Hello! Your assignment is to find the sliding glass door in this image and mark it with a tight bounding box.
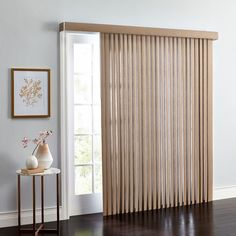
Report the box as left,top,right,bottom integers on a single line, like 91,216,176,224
67,32,102,216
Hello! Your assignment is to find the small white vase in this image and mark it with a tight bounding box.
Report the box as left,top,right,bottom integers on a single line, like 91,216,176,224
35,143,53,169
26,155,38,170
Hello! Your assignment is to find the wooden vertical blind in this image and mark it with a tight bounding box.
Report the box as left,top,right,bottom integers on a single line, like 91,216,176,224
101,33,215,216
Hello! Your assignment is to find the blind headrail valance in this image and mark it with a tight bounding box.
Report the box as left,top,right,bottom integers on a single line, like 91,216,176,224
59,22,218,40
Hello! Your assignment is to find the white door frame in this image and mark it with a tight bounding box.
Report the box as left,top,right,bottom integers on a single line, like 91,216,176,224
60,30,71,220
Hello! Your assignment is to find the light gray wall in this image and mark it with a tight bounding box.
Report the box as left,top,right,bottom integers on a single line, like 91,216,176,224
0,0,234,213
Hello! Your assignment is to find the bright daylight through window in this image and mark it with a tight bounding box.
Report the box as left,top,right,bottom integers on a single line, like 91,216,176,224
73,33,102,195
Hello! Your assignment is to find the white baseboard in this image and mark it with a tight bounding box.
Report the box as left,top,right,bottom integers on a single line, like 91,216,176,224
213,185,236,200
0,206,62,228
0,186,236,229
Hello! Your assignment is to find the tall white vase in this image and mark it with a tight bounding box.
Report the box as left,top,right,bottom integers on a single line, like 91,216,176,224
35,143,53,169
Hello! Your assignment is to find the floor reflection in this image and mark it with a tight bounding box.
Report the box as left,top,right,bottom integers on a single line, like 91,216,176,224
103,202,214,236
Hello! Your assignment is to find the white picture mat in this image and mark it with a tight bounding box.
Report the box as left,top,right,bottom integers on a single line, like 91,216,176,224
13,71,49,116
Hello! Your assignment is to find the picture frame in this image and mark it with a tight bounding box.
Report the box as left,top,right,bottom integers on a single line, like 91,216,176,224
11,68,51,118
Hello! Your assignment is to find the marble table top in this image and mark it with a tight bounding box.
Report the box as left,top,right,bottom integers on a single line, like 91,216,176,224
16,167,61,176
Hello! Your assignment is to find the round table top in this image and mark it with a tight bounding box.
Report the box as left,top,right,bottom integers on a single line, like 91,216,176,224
16,167,61,176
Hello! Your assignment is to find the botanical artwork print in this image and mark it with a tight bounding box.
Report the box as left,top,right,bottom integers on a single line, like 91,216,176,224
19,78,42,106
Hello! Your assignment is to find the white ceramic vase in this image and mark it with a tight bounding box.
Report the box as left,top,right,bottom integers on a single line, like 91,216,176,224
35,143,53,169
26,155,38,170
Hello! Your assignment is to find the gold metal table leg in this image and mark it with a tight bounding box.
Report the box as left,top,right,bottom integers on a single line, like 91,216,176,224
17,175,21,231
56,173,60,233
33,176,36,232
41,176,44,225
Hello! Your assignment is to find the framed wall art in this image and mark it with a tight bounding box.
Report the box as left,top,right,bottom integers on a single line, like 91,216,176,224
11,68,51,118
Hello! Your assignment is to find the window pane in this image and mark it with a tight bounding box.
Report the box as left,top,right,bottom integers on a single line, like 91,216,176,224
74,74,92,104
93,105,101,134
75,166,92,195
93,135,101,163
74,44,92,74
94,164,102,193
75,135,92,165
74,105,92,134
93,74,100,104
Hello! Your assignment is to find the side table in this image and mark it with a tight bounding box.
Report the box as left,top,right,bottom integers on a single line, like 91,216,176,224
16,168,61,235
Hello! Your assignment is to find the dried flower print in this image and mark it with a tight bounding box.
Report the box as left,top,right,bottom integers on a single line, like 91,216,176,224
19,78,42,106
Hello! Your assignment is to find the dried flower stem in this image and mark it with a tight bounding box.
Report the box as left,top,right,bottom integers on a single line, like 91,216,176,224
32,143,39,155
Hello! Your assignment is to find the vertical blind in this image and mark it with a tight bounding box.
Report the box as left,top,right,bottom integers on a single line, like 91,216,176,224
101,33,213,216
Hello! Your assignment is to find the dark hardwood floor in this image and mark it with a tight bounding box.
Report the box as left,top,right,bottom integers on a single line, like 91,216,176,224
1,198,236,236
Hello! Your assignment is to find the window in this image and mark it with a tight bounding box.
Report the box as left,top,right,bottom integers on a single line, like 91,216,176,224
73,33,102,195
